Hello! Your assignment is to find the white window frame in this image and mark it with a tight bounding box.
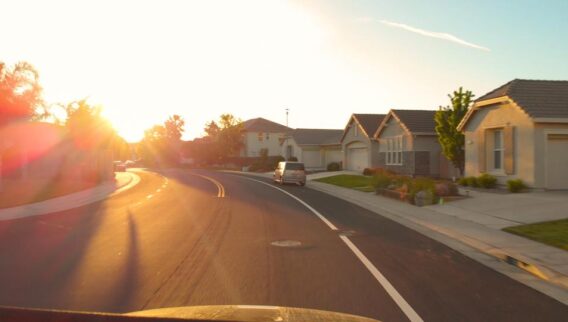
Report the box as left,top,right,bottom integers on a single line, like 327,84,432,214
386,136,403,165
493,129,503,171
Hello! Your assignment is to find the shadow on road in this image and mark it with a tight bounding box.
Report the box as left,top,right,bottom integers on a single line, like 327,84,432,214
105,210,140,311
0,200,107,310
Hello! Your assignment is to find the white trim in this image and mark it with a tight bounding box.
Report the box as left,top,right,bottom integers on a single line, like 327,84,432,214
385,136,403,165
492,129,504,171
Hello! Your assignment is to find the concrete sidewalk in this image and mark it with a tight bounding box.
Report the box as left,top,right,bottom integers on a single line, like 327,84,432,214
0,171,140,221
306,180,568,293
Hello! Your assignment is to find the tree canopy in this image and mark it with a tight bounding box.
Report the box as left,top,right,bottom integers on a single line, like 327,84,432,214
138,115,186,166
201,114,244,163
0,61,45,125
434,87,473,175
64,99,129,159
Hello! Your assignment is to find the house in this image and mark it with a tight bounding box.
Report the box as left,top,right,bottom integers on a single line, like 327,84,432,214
240,117,291,158
457,79,568,189
374,109,459,178
281,128,343,170
340,114,385,171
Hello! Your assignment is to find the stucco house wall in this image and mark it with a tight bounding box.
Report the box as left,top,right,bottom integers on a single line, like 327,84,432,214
463,102,536,186
243,131,286,157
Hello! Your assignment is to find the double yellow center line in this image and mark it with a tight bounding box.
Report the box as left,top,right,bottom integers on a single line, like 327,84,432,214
190,173,226,198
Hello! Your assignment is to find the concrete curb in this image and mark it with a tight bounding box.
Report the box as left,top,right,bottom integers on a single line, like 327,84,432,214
0,171,141,221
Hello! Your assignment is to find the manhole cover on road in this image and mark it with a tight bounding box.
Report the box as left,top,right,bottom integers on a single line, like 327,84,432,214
271,240,302,248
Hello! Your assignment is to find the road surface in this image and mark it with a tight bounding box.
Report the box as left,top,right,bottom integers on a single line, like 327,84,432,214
0,169,566,322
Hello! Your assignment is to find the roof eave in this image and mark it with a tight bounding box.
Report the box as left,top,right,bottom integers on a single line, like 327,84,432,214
457,96,510,132
533,118,568,124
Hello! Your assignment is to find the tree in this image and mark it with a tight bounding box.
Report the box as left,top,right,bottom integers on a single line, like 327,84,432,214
138,115,186,166
0,61,45,126
435,87,473,176
201,114,244,164
165,114,185,141
64,99,116,149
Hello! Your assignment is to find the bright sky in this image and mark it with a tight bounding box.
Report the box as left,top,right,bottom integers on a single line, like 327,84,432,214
2,0,567,142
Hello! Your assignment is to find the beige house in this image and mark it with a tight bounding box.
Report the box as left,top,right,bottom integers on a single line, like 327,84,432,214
458,79,568,190
374,109,458,178
240,117,291,157
340,114,385,171
281,128,343,170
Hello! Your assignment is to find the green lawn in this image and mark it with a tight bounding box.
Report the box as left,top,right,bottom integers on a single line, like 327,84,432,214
315,175,375,192
503,219,568,251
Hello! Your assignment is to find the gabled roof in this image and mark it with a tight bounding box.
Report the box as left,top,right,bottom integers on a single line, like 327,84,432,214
458,79,568,131
340,114,386,142
289,128,343,146
242,117,291,133
374,109,437,137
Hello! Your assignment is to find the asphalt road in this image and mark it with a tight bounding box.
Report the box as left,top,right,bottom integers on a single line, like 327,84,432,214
0,169,567,322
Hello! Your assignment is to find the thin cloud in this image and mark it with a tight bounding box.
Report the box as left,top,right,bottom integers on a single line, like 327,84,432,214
380,20,490,52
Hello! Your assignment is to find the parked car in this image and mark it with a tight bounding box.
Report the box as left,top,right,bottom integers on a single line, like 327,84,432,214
124,160,137,168
273,161,306,186
113,161,126,172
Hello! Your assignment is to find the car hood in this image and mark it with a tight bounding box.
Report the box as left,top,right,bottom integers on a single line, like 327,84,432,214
128,305,381,322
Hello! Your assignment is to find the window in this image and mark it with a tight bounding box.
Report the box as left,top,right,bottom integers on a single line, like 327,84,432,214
257,132,263,142
266,133,270,140
386,136,403,165
493,129,503,170
354,124,358,137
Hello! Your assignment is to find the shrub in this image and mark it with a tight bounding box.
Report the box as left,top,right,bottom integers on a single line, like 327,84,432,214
435,182,460,197
372,173,392,190
391,175,412,190
507,179,527,193
447,182,459,196
465,176,478,187
409,178,436,204
269,156,285,168
363,168,375,176
288,156,298,161
457,177,469,186
435,183,450,197
363,167,393,176
327,162,341,171
477,173,497,188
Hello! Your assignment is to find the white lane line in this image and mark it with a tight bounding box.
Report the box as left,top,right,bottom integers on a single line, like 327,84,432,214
156,189,162,193
237,176,337,230
340,235,423,322
234,175,423,322
146,194,153,199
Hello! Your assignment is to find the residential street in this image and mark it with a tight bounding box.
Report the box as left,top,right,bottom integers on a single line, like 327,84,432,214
0,169,567,322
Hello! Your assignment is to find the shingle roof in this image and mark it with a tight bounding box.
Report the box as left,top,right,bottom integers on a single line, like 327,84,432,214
242,117,291,133
353,114,386,137
476,79,568,119
391,109,437,134
290,128,343,145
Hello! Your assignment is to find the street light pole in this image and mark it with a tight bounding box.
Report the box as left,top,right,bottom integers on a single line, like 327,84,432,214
285,108,289,127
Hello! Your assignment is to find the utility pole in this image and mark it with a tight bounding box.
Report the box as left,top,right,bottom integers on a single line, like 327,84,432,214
285,108,289,127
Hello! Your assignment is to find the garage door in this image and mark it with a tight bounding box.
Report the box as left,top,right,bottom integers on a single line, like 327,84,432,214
546,134,568,189
348,148,368,171
302,150,322,168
